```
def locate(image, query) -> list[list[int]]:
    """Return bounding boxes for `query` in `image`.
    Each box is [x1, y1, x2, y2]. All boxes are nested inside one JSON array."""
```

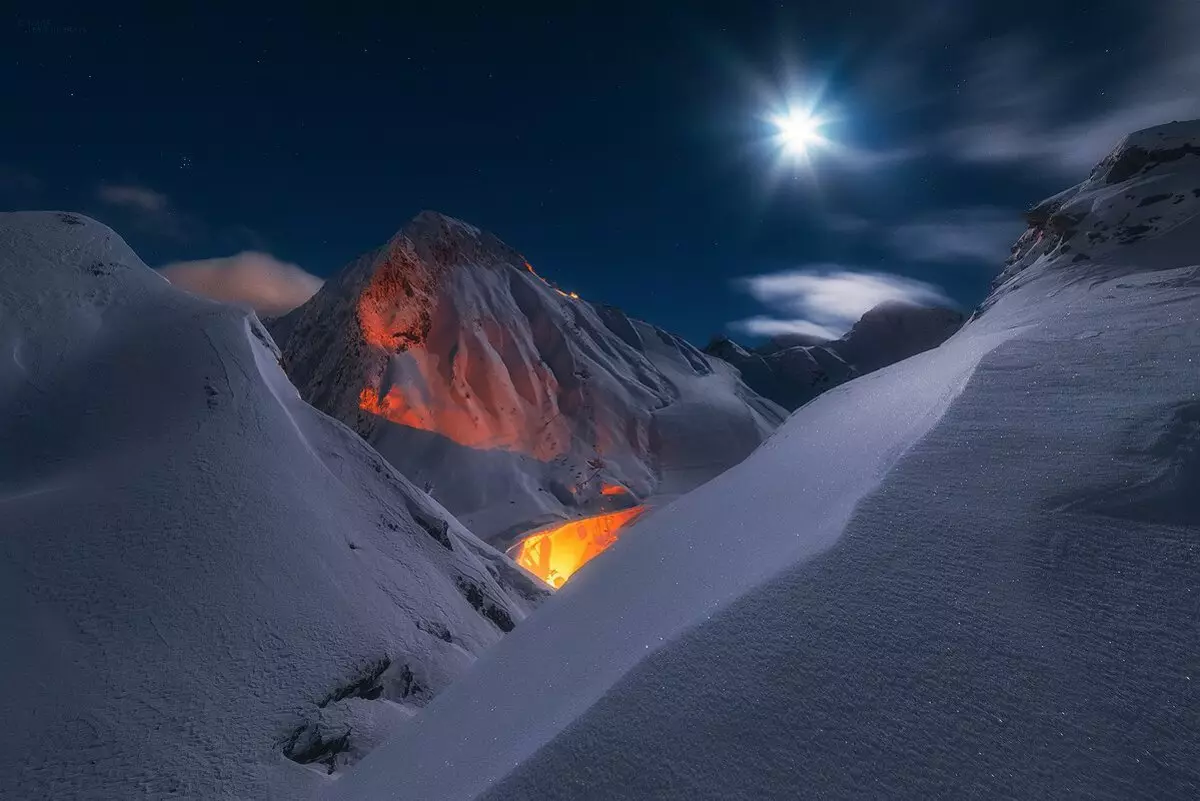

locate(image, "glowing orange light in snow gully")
[[509, 506, 646, 588]]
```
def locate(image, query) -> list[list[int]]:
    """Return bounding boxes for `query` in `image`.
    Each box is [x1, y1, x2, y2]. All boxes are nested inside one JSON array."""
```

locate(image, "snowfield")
[[0, 212, 546, 800], [333, 122, 1200, 800]]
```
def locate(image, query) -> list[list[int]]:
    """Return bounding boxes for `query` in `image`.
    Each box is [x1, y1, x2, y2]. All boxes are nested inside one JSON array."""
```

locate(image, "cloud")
[[96, 183, 169, 213], [836, 144, 927, 171], [732, 316, 842, 341], [0, 165, 41, 196], [943, 3, 1200, 174], [820, 212, 872, 234], [159, 252, 323, 316], [817, 206, 1021, 266], [93, 182, 198, 240], [731, 267, 955, 339], [888, 207, 1022, 264]]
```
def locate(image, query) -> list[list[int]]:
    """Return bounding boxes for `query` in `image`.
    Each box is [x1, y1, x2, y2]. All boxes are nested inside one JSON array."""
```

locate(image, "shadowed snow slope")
[[270, 212, 784, 543], [0, 212, 546, 800], [334, 121, 1200, 800]]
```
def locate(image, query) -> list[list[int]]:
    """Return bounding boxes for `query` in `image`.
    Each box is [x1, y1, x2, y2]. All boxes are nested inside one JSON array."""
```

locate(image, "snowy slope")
[[334, 121, 1200, 800], [706, 301, 964, 411], [0, 212, 546, 800], [270, 212, 784, 544]]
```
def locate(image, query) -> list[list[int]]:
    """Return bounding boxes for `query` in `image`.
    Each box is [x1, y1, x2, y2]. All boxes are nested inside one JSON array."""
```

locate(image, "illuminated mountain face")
[[271, 211, 785, 543]]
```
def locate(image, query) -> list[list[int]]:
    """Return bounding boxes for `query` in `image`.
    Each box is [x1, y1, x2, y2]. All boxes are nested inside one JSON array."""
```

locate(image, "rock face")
[[270, 212, 784, 542], [0, 212, 546, 800], [986, 119, 1200, 307], [706, 302, 965, 411]]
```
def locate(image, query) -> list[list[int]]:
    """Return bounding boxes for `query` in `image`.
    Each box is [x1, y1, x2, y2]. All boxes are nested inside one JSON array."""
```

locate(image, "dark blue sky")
[[3, 1, 1191, 343]]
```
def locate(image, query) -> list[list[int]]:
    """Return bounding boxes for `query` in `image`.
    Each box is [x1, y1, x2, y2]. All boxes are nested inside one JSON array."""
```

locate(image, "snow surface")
[[271, 212, 784, 545], [334, 121, 1200, 800], [0, 212, 547, 800]]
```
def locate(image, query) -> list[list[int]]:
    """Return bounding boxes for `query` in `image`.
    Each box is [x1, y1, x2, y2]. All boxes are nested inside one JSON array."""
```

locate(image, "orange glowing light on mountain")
[[600, 484, 627, 497], [354, 249, 576, 459], [509, 506, 646, 588], [359, 384, 565, 460], [356, 249, 434, 351]]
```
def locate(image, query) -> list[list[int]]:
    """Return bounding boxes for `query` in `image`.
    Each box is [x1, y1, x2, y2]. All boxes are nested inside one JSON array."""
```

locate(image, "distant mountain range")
[[706, 302, 964, 411]]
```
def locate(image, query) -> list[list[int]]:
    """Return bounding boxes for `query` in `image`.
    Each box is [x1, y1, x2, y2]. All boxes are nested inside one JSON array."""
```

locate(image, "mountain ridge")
[[706, 301, 965, 411]]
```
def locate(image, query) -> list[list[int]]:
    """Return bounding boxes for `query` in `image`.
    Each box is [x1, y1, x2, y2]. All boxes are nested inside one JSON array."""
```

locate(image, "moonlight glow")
[[772, 110, 827, 156]]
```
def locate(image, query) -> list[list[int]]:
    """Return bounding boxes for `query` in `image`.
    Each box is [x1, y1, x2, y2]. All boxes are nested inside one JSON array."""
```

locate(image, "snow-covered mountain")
[[0, 212, 546, 800], [333, 121, 1200, 800], [706, 301, 964, 410], [269, 212, 784, 544]]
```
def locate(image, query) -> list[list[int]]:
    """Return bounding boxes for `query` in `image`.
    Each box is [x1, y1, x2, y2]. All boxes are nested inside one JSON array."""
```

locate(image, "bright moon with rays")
[[772, 109, 827, 156]]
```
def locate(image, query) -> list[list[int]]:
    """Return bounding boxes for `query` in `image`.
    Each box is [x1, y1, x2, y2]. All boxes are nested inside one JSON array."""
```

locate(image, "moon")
[[772, 110, 826, 156]]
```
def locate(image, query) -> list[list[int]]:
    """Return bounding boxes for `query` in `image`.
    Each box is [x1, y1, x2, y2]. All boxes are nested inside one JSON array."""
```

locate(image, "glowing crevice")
[[509, 506, 646, 588]]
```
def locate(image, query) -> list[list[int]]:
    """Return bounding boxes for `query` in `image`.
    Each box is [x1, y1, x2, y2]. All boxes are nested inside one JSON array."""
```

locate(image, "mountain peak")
[[992, 117, 1200, 303], [1092, 120, 1200, 185], [270, 215, 783, 543], [404, 210, 485, 241]]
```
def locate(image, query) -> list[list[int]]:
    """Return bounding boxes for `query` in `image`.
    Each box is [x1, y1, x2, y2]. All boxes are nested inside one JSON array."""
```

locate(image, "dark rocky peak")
[[706, 302, 963, 411]]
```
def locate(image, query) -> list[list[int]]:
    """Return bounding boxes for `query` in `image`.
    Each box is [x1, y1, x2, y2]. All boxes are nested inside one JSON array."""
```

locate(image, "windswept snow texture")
[[336, 121, 1200, 800], [0, 213, 546, 800], [270, 212, 784, 543], [706, 301, 964, 411]]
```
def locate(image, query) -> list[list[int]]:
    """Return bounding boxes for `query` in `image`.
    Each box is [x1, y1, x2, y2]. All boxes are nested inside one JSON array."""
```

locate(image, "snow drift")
[[0, 212, 546, 800], [269, 212, 784, 546], [334, 121, 1200, 800]]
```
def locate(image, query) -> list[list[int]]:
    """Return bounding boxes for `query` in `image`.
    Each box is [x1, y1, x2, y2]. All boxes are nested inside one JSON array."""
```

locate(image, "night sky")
[[3, 2, 1193, 344]]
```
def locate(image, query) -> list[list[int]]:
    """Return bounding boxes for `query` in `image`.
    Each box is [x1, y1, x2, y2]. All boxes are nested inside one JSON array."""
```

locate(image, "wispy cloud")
[[731, 267, 954, 340], [816, 206, 1021, 267], [836, 144, 927, 171], [943, 3, 1200, 174], [888, 207, 1021, 265], [159, 252, 323, 316], [96, 183, 169, 213], [819, 212, 872, 234], [94, 182, 195, 240], [0, 165, 41, 196], [732, 316, 842, 341]]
